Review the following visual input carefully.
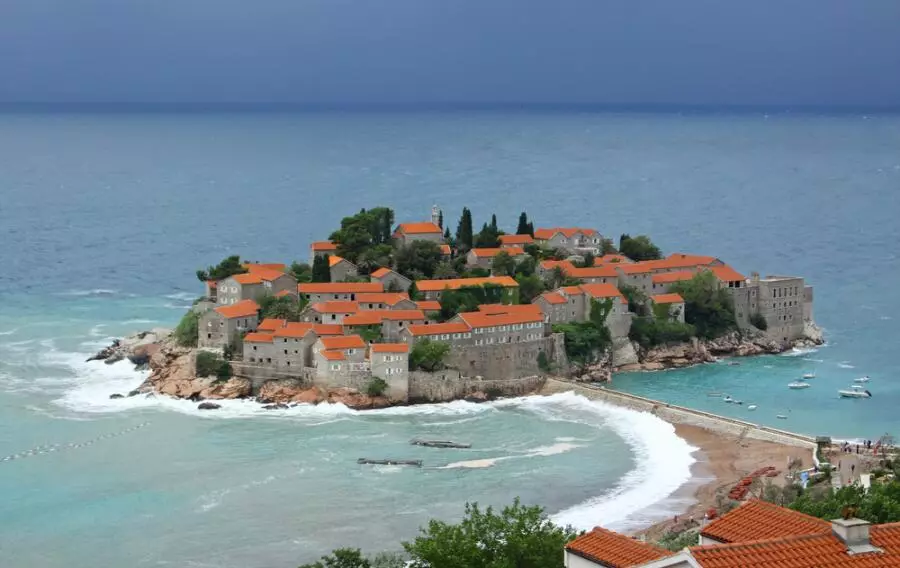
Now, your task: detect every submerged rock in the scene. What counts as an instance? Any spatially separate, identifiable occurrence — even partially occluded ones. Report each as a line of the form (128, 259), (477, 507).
(197, 402), (221, 410)
(127, 389), (141, 397)
(109, 393), (124, 399)
(262, 403), (290, 410)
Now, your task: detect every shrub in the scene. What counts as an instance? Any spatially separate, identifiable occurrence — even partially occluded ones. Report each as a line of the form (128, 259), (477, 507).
(173, 310), (200, 347)
(537, 351), (551, 372)
(671, 271), (737, 339)
(196, 351), (229, 378)
(196, 255), (247, 282)
(409, 339), (451, 372)
(365, 377), (389, 397)
(749, 312), (768, 330)
(629, 317), (696, 348)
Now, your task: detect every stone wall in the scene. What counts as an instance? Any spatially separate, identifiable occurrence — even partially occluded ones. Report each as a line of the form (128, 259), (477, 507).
(446, 335), (558, 380)
(542, 378), (818, 449)
(409, 371), (545, 403)
(231, 362), (312, 391)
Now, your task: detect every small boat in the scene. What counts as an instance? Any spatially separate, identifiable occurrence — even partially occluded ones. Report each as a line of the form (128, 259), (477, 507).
(747, 405), (758, 411)
(357, 458), (423, 467)
(788, 382), (811, 389)
(723, 395), (734, 403)
(839, 385), (872, 399)
(728, 362), (741, 366)
(410, 440), (472, 449)
(854, 376), (871, 383)
(707, 392), (723, 397)
(777, 415), (788, 420)
(802, 373), (816, 380)
(734, 400), (744, 405)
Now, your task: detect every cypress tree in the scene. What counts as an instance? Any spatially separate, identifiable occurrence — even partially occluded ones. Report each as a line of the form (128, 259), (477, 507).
(438, 210), (444, 229)
(490, 214), (498, 233)
(516, 212), (530, 235)
(312, 254), (331, 283)
(456, 207), (473, 251)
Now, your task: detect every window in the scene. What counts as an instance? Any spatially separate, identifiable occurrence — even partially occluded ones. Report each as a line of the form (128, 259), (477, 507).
(252, 345), (257, 351)
(330, 363), (341, 371)
(284, 349), (288, 354)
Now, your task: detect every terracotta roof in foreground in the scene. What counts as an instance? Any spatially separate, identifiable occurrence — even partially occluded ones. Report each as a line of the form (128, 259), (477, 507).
(498, 234), (534, 245)
(311, 241), (338, 251)
(243, 332), (274, 343)
(370, 343), (409, 353)
(415, 276), (518, 292)
(565, 526), (672, 568)
(456, 310), (543, 328)
(214, 299), (259, 318)
(579, 283), (627, 303)
(700, 500), (830, 544)
(538, 291), (567, 305)
(244, 263), (287, 273)
(321, 350), (346, 361)
(329, 255), (353, 267)
(596, 254), (632, 264)
(310, 301), (359, 314)
(319, 335), (366, 350)
(568, 265), (619, 278)
(652, 293), (685, 304)
(232, 268), (287, 284)
(257, 318), (287, 332)
(415, 300), (441, 311)
(534, 227), (597, 240)
(652, 270), (697, 284)
(709, 264), (747, 283)
(476, 303), (543, 316)
(343, 310), (426, 326)
(469, 246), (525, 258)
(356, 293), (410, 305)
(273, 323), (314, 338)
(407, 322), (469, 336)
(396, 222), (442, 235)
(299, 282), (384, 294)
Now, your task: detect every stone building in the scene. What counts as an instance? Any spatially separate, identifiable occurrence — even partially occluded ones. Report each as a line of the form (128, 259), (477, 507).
(534, 291), (570, 324)
(533, 227), (603, 254)
(328, 256), (359, 282)
(217, 268), (297, 305)
(298, 282), (384, 303)
(300, 301), (360, 324)
(415, 275), (519, 301)
(369, 268), (412, 292)
(731, 273), (811, 343)
(369, 343), (410, 400)
(355, 293), (417, 311)
(312, 335), (368, 383)
(343, 309), (427, 342)
(393, 222), (444, 247)
(465, 246), (526, 271)
(242, 321), (344, 369)
(198, 299), (260, 350)
(309, 241), (338, 264)
(651, 293), (686, 323)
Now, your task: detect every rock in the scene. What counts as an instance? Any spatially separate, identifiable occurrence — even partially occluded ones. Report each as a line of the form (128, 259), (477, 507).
(292, 387), (325, 404)
(86, 340), (121, 362)
(128, 343), (161, 366)
(127, 389), (141, 397)
(198, 402), (221, 410)
(262, 403), (290, 410)
(258, 378), (308, 404)
(464, 391), (489, 402)
(104, 352), (125, 365)
(109, 393), (124, 399)
(326, 387), (390, 410)
(200, 378), (252, 400)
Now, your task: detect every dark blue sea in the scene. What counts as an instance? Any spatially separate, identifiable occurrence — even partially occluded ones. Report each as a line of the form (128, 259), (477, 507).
(0, 110), (898, 566)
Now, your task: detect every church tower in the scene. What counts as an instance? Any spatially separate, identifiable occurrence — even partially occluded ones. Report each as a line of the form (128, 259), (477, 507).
(431, 204), (441, 227)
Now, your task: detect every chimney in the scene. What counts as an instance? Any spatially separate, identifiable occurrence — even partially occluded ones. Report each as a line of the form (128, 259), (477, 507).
(831, 518), (882, 555)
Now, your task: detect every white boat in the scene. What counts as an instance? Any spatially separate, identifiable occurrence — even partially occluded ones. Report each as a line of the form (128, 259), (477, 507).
(854, 376), (871, 383)
(777, 415), (788, 419)
(839, 385), (872, 398)
(802, 372), (816, 379)
(788, 382), (811, 389)
(723, 395), (734, 403)
(747, 405), (758, 411)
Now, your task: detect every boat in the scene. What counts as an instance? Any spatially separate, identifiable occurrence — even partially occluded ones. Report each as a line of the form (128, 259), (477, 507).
(839, 385), (872, 399)
(707, 392), (723, 397)
(357, 458), (423, 467)
(723, 395), (734, 403)
(747, 405), (758, 411)
(802, 372), (816, 379)
(854, 376), (871, 383)
(788, 382), (811, 389)
(777, 415), (788, 420)
(410, 440), (472, 449)
(734, 400), (744, 405)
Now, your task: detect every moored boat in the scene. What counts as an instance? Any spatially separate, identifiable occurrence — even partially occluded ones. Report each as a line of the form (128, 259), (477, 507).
(788, 381), (811, 389)
(723, 395), (734, 403)
(854, 376), (871, 383)
(747, 405), (758, 411)
(802, 372), (816, 380)
(839, 385), (872, 398)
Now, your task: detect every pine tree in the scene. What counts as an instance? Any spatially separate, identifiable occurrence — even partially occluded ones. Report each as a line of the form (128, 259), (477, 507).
(516, 212), (530, 235)
(456, 207), (473, 251)
(312, 254), (331, 283)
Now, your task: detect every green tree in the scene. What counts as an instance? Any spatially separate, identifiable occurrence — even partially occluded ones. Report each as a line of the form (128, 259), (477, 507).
(456, 208), (474, 252)
(403, 498), (578, 568)
(537, 351), (551, 372)
(491, 251), (516, 277)
(196, 255), (247, 282)
(438, 210), (443, 229)
(434, 261), (459, 280)
(620, 284), (650, 316)
(489, 213), (498, 233)
(749, 312), (768, 330)
(328, 207), (395, 264)
(515, 255), (537, 277)
(671, 271), (737, 339)
(443, 227), (451, 241)
(543, 266), (569, 290)
(173, 310), (200, 347)
(439, 284), (509, 320)
(578, 252), (595, 268)
(259, 294), (303, 321)
(552, 299), (613, 369)
(516, 274), (545, 304)
(195, 351), (231, 381)
(312, 255), (332, 283)
(409, 339), (451, 372)
(524, 243), (541, 259)
(600, 238), (617, 255)
(299, 548), (372, 568)
(395, 241), (444, 279)
(789, 481), (900, 524)
(629, 318), (696, 348)
(516, 212), (535, 236)
(356, 325), (383, 343)
(290, 262), (313, 283)
(466, 267), (491, 278)
(357, 244), (394, 276)
(365, 377), (389, 397)
(408, 281), (420, 301)
(473, 222), (501, 248)
(619, 234), (663, 261)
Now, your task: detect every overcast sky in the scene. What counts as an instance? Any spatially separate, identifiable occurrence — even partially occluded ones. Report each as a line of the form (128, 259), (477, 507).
(2, 0), (899, 106)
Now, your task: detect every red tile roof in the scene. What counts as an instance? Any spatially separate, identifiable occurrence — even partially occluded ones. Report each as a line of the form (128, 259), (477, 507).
(596, 254), (632, 264)
(244, 263), (287, 272)
(579, 283), (627, 303)
(310, 301), (359, 313)
(370, 343), (410, 353)
(540, 260), (576, 272)
(257, 318), (287, 332)
(415, 300), (441, 311)
(415, 276), (518, 292)
(407, 322), (470, 336)
(709, 264), (746, 283)
(232, 268), (288, 284)
(321, 350), (346, 361)
(538, 291), (567, 305)
(244, 332), (274, 343)
(499, 234), (534, 245)
(370, 267), (393, 279)
(469, 246), (525, 258)
(456, 310), (543, 328)
(356, 292), (410, 306)
(700, 500), (830, 544)
(274, 290), (295, 298)
(319, 335), (366, 350)
(440, 244), (452, 256)
(273, 322), (314, 338)
(299, 282), (384, 294)
(652, 270), (697, 284)
(214, 299), (260, 318)
(561, 285), (584, 296)
(396, 222), (442, 235)
(652, 293), (685, 304)
(329, 255), (353, 268)
(615, 262), (657, 275)
(534, 227), (598, 240)
(311, 241), (338, 251)
(565, 526), (672, 568)
(343, 309), (426, 326)
(476, 303), (543, 316)
(568, 265), (620, 279)
(312, 324), (344, 336)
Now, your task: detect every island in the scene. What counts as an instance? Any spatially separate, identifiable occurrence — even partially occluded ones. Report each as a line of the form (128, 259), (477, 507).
(94, 205), (823, 409)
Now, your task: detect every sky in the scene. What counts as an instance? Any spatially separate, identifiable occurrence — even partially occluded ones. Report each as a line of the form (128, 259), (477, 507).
(2, 0), (900, 107)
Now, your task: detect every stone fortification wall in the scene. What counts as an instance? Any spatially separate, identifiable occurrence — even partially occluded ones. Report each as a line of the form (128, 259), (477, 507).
(231, 362), (312, 390)
(446, 335), (560, 380)
(542, 378), (817, 449)
(409, 371), (544, 403)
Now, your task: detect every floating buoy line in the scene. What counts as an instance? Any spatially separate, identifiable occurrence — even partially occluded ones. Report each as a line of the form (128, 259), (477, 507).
(0, 421), (151, 464)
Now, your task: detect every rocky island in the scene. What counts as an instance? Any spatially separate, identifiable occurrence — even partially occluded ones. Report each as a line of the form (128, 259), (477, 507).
(94, 205), (823, 409)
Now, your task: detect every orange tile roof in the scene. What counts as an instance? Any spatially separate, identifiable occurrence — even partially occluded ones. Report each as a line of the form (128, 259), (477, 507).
(561, 285), (584, 296)
(568, 265), (619, 278)
(299, 282), (384, 294)
(700, 500), (830, 544)
(499, 234), (534, 245)
(667, 252), (720, 266)
(565, 526), (672, 568)
(652, 270), (697, 284)
(596, 254), (632, 264)
(579, 283), (627, 303)
(538, 292), (567, 305)
(320, 335), (366, 350)
(274, 290), (295, 298)
(214, 299), (260, 318)
(311, 241), (338, 251)
(456, 310), (543, 328)
(343, 310), (426, 326)
(440, 244), (452, 255)
(709, 264), (746, 283)
(370, 343), (410, 353)
(534, 227), (598, 240)
(310, 301), (359, 313)
(469, 246), (525, 258)
(312, 324), (344, 336)
(328, 255), (353, 267)
(244, 263), (287, 272)
(244, 332), (274, 343)
(476, 303), (543, 316)
(321, 350), (346, 361)
(396, 222), (442, 235)
(257, 318), (287, 332)
(273, 322), (314, 338)
(415, 300), (441, 311)
(356, 293), (410, 306)
(232, 268), (287, 284)
(652, 293), (685, 304)
(415, 276), (518, 292)
(873, 523), (900, 553)
(539, 260), (575, 271)
(407, 322), (470, 336)
(370, 267), (392, 278)
(615, 262), (657, 275)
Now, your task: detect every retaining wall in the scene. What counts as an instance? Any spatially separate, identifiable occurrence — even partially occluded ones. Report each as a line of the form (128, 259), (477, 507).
(410, 372), (545, 403)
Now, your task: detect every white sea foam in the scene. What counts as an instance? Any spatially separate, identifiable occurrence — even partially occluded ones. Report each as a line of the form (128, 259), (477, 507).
(59, 289), (119, 297)
(164, 292), (197, 301)
(838, 362), (855, 369)
(781, 347), (819, 357)
(0, 328), (17, 336)
(122, 319), (160, 325)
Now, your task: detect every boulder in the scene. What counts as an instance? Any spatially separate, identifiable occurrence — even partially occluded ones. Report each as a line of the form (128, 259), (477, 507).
(258, 378), (308, 403)
(199, 378), (252, 400)
(262, 403), (290, 410)
(198, 402), (221, 410)
(291, 387), (325, 404)
(109, 393), (124, 399)
(104, 352), (125, 365)
(127, 389), (142, 397)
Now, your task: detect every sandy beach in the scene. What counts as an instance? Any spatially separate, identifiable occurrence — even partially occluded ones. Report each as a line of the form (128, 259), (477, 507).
(634, 423), (813, 541)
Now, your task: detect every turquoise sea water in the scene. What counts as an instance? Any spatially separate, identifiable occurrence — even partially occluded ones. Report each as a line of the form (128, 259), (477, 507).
(0, 110), (898, 566)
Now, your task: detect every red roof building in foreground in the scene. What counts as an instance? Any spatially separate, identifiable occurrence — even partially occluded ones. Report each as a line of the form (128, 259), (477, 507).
(564, 499), (900, 568)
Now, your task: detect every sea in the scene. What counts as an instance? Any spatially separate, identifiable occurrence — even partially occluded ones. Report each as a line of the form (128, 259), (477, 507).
(0, 109), (898, 567)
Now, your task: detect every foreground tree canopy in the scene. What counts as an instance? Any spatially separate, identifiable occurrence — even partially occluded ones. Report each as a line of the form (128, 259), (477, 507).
(670, 271), (736, 339)
(196, 255), (248, 282)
